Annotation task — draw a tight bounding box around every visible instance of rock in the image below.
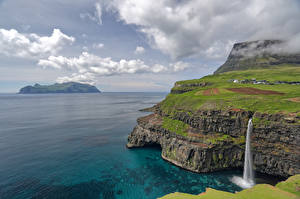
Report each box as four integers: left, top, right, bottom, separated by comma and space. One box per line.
127, 110, 300, 178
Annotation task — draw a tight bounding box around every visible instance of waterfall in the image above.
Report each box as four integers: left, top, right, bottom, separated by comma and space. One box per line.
231, 118, 255, 189
243, 118, 254, 183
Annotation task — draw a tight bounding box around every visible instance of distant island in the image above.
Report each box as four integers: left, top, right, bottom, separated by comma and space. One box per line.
19, 82, 101, 94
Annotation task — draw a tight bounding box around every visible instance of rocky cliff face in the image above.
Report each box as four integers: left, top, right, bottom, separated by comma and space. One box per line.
127, 110, 300, 177
127, 40, 300, 178
214, 40, 300, 74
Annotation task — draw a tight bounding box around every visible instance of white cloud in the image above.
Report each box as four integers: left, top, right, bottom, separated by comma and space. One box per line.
37, 52, 189, 84
134, 46, 145, 54
93, 43, 104, 49
80, 2, 103, 25
56, 73, 96, 85
0, 28, 75, 59
170, 61, 189, 72
38, 52, 166, 75
95, 2, 102, 24
109, 0, 300, 60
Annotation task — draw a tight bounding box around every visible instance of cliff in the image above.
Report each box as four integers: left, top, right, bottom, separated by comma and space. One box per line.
19, 82, 100, 94
127, 41, 300, 178
214, 40, 300, 74
127, 111, 300, 177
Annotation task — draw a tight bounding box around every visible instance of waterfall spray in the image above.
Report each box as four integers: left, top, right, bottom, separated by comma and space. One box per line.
232, 118, 255, 189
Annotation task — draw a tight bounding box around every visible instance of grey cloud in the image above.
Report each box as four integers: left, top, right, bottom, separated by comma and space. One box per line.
231, 38, 300, 58
109, 0, 300, 60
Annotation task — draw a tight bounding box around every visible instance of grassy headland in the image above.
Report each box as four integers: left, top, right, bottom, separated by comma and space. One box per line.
161, 65, 300, 115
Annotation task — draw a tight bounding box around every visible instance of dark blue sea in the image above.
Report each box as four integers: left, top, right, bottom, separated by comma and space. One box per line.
0, 92, 244, 199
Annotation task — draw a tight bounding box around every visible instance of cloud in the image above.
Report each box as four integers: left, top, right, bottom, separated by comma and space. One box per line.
93, 43, 104, 49
0, 28, 75, 59
95, 2, 102, 24
170, 61, 189, 72
38, 52, 189, 84
109, 0, 300, 60
134, 46, 145, 54
231, 38, 300, 58
38, 52, 167, 74
80, 2, 103, 25
56, 73, 96, 85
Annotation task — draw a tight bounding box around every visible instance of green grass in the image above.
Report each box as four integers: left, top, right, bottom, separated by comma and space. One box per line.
161, 117, 245, 144
207, 134, 229, 144
159, 189, 235, 199
160, 66, 300, 115
276, 174, 300, 197
162, 117, 189, 136
159, 175, 300, 199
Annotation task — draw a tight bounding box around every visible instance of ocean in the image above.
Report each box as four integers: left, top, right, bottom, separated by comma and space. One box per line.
0, 92, 243, 199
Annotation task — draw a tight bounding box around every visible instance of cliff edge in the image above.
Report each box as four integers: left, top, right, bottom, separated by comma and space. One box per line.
127, 40, 300, 178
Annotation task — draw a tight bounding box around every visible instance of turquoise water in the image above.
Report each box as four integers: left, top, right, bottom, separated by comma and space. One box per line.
0, 93, 243, 199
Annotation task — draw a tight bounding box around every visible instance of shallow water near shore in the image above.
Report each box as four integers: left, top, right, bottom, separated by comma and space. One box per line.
0, 93, 278, 199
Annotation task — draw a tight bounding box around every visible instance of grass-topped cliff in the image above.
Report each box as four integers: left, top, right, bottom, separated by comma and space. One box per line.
161, 65, 300, 117
159, 174, 300, 199
127, 40, 300, 189
152, 40, 300, 198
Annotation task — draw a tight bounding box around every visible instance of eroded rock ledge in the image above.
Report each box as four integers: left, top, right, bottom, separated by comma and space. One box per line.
127, 110, 300, 177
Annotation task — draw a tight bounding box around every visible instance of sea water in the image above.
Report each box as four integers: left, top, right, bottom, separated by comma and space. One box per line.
0, 93, 243, 199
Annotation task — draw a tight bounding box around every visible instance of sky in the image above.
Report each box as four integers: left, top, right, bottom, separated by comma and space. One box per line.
0, 0, 300, 92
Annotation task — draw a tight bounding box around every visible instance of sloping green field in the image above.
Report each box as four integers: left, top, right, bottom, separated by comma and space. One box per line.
161, 65, 300, 115
159, 174, 300, 199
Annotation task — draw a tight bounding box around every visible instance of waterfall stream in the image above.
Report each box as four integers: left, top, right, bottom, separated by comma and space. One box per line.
231, 118, 255, 189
